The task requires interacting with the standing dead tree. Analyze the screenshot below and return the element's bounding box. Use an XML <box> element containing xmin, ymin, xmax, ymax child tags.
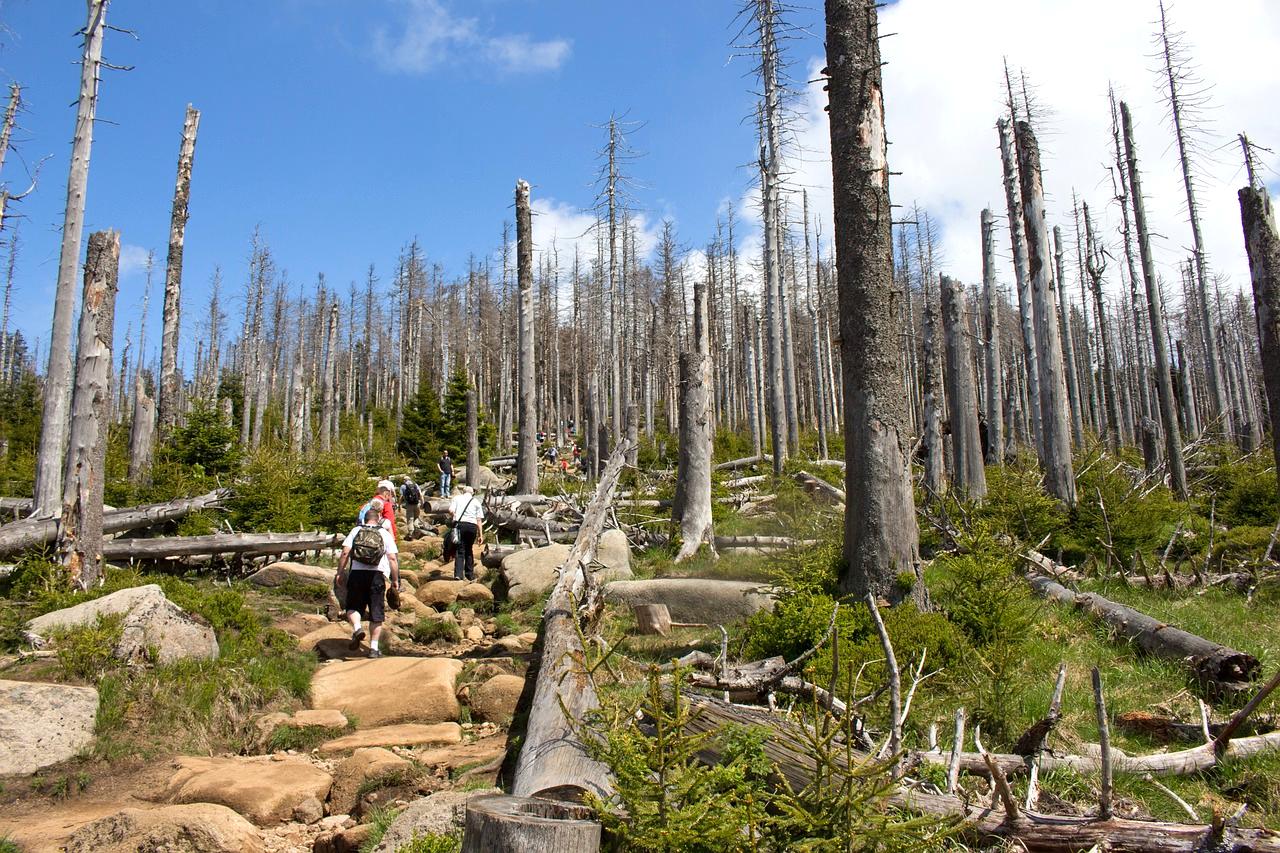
<box><xmin>1015</xmin><ymin>120</ymin><xmax>1076</xmax><ymax>506</ymax></box>
<box><xmin>825</xmin><ymin>0</ymin><xmax>922</xmax><ymax>604</ymax></box>
<box><xmin>998</xmin><ymin>116</ymin><xmax>1042</xmax><ymax>457</ymax></box>
<box><xmin>941</xmin><ymin>275</ymin><xmax>986</xmax><ymax>501</ymax></box>
<box><xmin>1122</xmin><ymin>101</ymin><xmax>1188</xmax><ymax>500</ymax></box>
<box><xmin>1240</xmin><ymin>183</ymin><xmax>1280</xmax><ymax>497</ymax></box>
<box><xmin>981</xmin><ymin>209</ymin><xmax>1004</xmax><ymax>464</ymax></box>
<box><xmin>157</xmin><ymin>103</ymin><xmax>200</xmax><ymax>430</ymax></box>
<box><xmin>58</xmin><ymin>230</ymin><xmax>118</xmax><ymax>589</ymax></box>
<box><xmin>34</xmin><ymin>0</ymin><xmax>109</xmax><ymax>519</ymax></box>
<box><xmin>515</xmin><ymin>179</ymin><xmax>539</xmax><ymax>495</ymax></box>
<box><xmin>675</xmin><ymin>279</ymin><xmax>715</xmax><ymax>562</ymax></box>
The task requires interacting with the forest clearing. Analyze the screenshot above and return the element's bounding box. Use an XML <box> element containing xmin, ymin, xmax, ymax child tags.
<box><xmin>2</xmin><ymin>0</ymin><xmax>1280</xmax><ymax>850</ymax></box>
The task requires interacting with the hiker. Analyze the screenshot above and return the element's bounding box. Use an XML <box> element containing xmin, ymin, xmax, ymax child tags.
<box><xmin>336</xmin><ymin>504</ymin><xmax>400</xmax><ymax>658</ymax></box>
<box><xmin>448</xmin><ymin>485</ymin><xmax>485</xmax><ymax>581</ymax></box>
<box><xmin>357</xmin><ymin>480</ymin><xmax>398</xmax><ymax>540</ymax></box>
<box><xmin>545</xmin><ymin>444</ymin><xmax>559</xmax><ymax>468</ymax></box>
<box><xmin>400</xmin><ymin>477</ymin><xmax>422</xmax><ymax>524</ymax></box>
<box><xmin>438</xmin><ymin>450</ymin><xmax>454</xmax><ymax>498</ymax></box>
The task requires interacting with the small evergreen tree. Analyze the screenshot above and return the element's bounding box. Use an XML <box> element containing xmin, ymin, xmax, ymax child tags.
<box><xmin>440</xmin><ymin>368</ymin><xmax>496</xmax><ymax>458</ymax></box>
<box><xmin>397</xmin><ymin>384</ymin><xmax>442</xmax><ymax>463</ymax></box>
<box><xmin>165</xmin><ymin>399</ymin><xmax>241</xmax><ymax>475</ymax></box>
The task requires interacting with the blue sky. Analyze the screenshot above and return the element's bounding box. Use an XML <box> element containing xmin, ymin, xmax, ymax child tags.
<box><xmin>0</xmin><ymin>0</ymin><xmax>825</xmax><ymax>361</ymax></box>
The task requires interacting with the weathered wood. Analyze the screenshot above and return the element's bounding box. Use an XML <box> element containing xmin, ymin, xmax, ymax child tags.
<box><xmin>793</xmin><ymin>470</ymin><xmax>845</xmax><ymax>505</ymax></box>
<box><xmin>632</xmin><ymin>603</ymin><xmax>671</xmax><ymax>636</ymax></box>
<box><xmin>1240</xmin><ymin>184</ymin><xmax>1280</xmax><ymax>497</ymax></box>
<box><xmin>713</xmin><ymin>535</ymin><xmax>816</xmax><ymax>550</ymax></box>
<box><xmin>511</xmin><ymin>443</ymin><xmax>629</xmax><ymax>800</ymax></box>
<box><xmin>157</xmin><ymin>104</ymin><xmax>200</xmax><ymax>430</ymax></box>
<box><xmin>713</xmin><ymin>454</ymin><xmax>771</xmax><ymax>472</ymax></box>
<box><xmin>981</xmin><ymin>209</ymin><xmax>1004</xmax><ymax>464</ymax></box>
<box><xmin>462</xmin><ymin>795</ymin><xmax>599</xmax><ymax>853</ymax></box>
<box><xmin>59</xmin><ymin>230</ymin><xmax>119</xmax><ymax>588</ymax></box>
<box><xmin>102</xmin><ymin>530</ymin><xmax>339</xmax><ymax>561</ymax></box>
<box><xmin>723</xmin><ymin>474</ymin><xmax>767</xmax><ymax>490</ymax></box>
<box><xmin>1023</xmin><ymin>556</ymin><xmax>1259</xmax><ymax>687</ymax></box>
<box><xmin>674</xmin><ymin>279</ymin><xmax>714</xmax><ymax>562</ymax></box>
<box><xmin>515</xmin><ymin>179</ymin><xmax>538</xmax><ymax>495</ymax></box>
<box><xmin>940</xmin><ymin>274</ymin><xmax>986</xmax><ymax>500</ymax></box>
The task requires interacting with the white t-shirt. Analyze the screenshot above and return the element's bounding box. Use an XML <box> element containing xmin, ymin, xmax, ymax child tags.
<box><xmin>342</xmin><ymin>525</ymin><xmax>399</xmax><ymax>577</ymax></box>
<box><xmin>449</xmin><ymin>493</ymin><xmax>485</xmax><ymax>525</ymax></box>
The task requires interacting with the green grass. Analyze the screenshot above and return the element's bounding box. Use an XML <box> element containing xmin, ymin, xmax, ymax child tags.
<box><xmin>411</xmin><ymin>617</ymin><xmax>462</xmax><ymax>645</ymax></box>
<box><xmin>267</xmin><ymin>722</ymin><xmax>349</xmax><ymax>753</ymax></box>
<box><xmin>393</xmin><ymin>833</ymin><xmax>462</xmax><ymax>853</ymax></box>
<box><xmin>360</xmin><ymin>804</ymin><xmax>403</xmax><ymax>853</ymax></box>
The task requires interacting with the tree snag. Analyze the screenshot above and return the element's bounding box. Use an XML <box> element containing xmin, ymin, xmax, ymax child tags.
<box><xmin>515</xmin><ymin>179</ymin><xmax>539</xmax><ymax>494</ymax></box>
<box><xmin>158</xmin><ymin>103</ymin><xmax>200</xmax><ymax>430</ymax></box>
<box><xmin>1239</xmin><ymin>184</ymin><xmax>1280</xmax><ymax>497</ymax></box>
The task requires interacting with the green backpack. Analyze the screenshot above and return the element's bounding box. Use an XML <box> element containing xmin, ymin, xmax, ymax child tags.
<box><xmin>351</xmin><ymin>525</ymin><xmax>386</xmax><ymax>565</ymax></box>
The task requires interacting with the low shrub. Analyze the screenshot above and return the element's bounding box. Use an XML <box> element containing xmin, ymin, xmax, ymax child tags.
<box><xmin>394</xmin><ymin>834</ymin><xmax>462</xmax><ymax>853</ymax></box>
<box><xmin>411</xmin><ymin>617</ymin><xmax>461</xmax><ymax>645</ymax></box>
<box><xmin>53</xmin><ymin>614</ymin><xmax>125</xmax><ymax>681</ymax></box>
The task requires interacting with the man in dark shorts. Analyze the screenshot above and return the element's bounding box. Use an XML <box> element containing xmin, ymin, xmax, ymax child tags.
<box><xmin>337</xmin><ymin>505</ymin><xmax>400</xmax><ymax>658</ymax></box>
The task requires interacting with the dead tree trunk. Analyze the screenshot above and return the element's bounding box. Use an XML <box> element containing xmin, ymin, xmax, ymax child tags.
<box><xmin>1015</xmin><ymin>120</ymin><xmax>1076</xmax><ymax>506</ymax></box>
<box><xmin>921</xmin><ymin>283</ymin><xmax>946</xmax><ymax>497</ymax></box>
<box><xmin>675</xmin><ymin>280</ymin><xmax>715</xmax><ymax>563</ymax></box>
<box><xmin>515</xmin><ymin>179</ymin><xmax>539</xmax><ymax>494</ymax></box>
<box><xmin>998</xmin><ymin>117</ymin><xmax>1042</xmax><ymax>457</ymax></box>
<box><xmin>825</xmin><ymin>0</ymin><xmax>922</xmax><ymax>605</ymax></box>
<box><xmin>1084</xmin><ymin>202</ymin><xmax>1122</xmax><ymax>452</ymax></box>
<box><xmin>128</xmin><ymin>378</ymin><xmax>155</xmax><ymax>484</ymax></box>
<box><xmin>157</xmin><ymin>104</ymin><xmax>200</xmax><ymax>430</ymax></box>
<box><xmin>1054</xmin><ymin>226</ymin><xmax>1085</xmax><ymax>447</ymax></box>
<box><xmin>981</xmin><ymin>209</ymin><xmax>1004</xmax><ymax>464</ymax></box>
<box><xmin>34</xmin><ymin>0</ymin><xmax>108</xmax><ymax>519</ymax></box>
<box><xmin>1122</xmin><ymin>102</ymin><xmax>1188</xmax><ymax>500</ymax></box>
<box><xmin>1240</xmin><ymin>184</ymin><xmax>1280</xmax><ymax>497</ymax></box>
<box><xmin>941</xmin><ymin>275</ymin><xmax>986</xmax><ymax>501</ymax></box>
<box><xmin>466</xmin><ymin>378</ymin><xmax>480</xmax><ymax>488</ymax></box>
<box><xmin>319</xmin><ymin>301</ymin><xmax>338</xmax><ymax>452</ymax></box>
<box><xmin>58</xmin><ymin>230</ymin><xmax>118</xmax><ymax>589</ymax></box>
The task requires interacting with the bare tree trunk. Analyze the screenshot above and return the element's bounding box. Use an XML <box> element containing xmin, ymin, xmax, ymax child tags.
<box><xmin>1122</xmin><ymin>102</ymin><xmax>1187</xmax><ymax>499</ymax></box>
<box><xmin>675</xmin><ymin>280</ymin><xmax>715</xmax><ymax>562</ymax></box>
<box><xmin>1083</xmin><ymin>203</ymin><xmax>1122</xmax><ymax>451</ymax></box>
<box><xmin>289</xmin><ymin>342</ymin><xmax>305</xmax><ymax>454</ymax></box>
<box><xmin>981</xmin><ymin>209</ymin><xmax>1004</xmax><ymax>463</ymax></box>
<box><xmin>1016</xmin><ymin>121</ymin><xmax>1076</xmax><ymax>506</ymax></box>
<box><xmin>58</xmin><ymin>230</ymin><xmax>118</xmax><ymax>589</ymax></box>
<box><xmin>921</xmin><ymin>283</ymin><xmax>945</xmax><ymax>497</ymax></box>
<box><xmin>825</xmin><ymin>0</ymin><xmax>922</xmax><ymax>605</ymax></box>
<box><xmin>998</xmin><ymin>117</ymin><xmax>1042</xmax><ymax>458</ymax></box>
<box><xmin>1053</xmin><ymin>227</ymin><xmax>1085</xmax><ymax>446</ymax></box>
<box><xmin>625</xmin><ymin>402</ymin><xmax>639</xmax><ymax>467</ymax></box>
<box><xmin>515</xmin><ymin>179</ymin><xmax>539</xmax><ymax>494</ymax></box>
<box><xmin>319</xmin><ymin>301</ymin><xmax>338</xmax><ymax>452</ymax></box>
<box><xmin>34</xmin><ymin>0</ymin><xmax>108</xmax><ymax>519</ymax></box>
<box><xmin>466</xmin><ymin>377</ymin><xmax>480</xmax><ymax>487</ymax></box>
<box><xmin>1240</xmin><ymin>184</ymin><xmax>1280</xmax><ymax>496</ymax></box>
<box><xmin>158</xmin><ymin>104</ymin><xmax>200</xmax><ymax>430</ymax></box>
<box><xmin>941</xmin><ymin>275</ymin><xmax>986</xmax><ymax>501</ymax></box>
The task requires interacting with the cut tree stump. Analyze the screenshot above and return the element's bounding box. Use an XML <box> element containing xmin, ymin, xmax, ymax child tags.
<box><xmin>462</xmin><ymin>795</ymin><xmax>599</xmax><ymax>853</ymax></box>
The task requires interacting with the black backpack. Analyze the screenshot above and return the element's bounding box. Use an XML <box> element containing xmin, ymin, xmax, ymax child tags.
<box><xmin>403</xmin><ymin>482</ymin><xmax>421</xmax><ymax>505</ymax></box>
<box><xmin>351</xmin><ymin>525</ymin><xmax>386</xmax><ymax>565</ymax></box>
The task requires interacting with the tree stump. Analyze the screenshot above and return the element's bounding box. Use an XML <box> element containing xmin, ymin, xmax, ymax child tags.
<box><xmin>633</xmin><ymin>603</ymin><xmax>671</xmax><ymax>636</ymax></box>
<box><xmin>462</xmin><ymin>795</ymin><xmax>600</xmax><ymax>853</ymax></box>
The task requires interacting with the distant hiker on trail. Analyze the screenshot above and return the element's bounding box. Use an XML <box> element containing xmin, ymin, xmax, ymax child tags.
<box><xmin>448</xmin><ymin>485</ymin><xmax>485</xmax><ymax>582</ymax></box>
<box><xmin>545</xmin><ymin>444</ymin><xmax>559</xmax><ymax>468</ymax></box>
<box><xmin>337</xmin><ymin>505</ymin><xmax>400</xmax><ymax>659</ymax></box>
<box><xmin>438</xmin><ymin>451</ymin><xmax>454</xmax><ymax>498</ymax></box>
<box><xmin>358</xmin><ymin>480</ymin><xmax>398</xmax><ymax>540</ymax></box>
<box><xmin>400</xmin><ymin>477</ymin><xmax>422</xmax><ymax>524</ymax></box>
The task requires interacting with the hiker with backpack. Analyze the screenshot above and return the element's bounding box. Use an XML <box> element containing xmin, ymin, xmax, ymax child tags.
<box><xmin>400</xmin><ymin>477</ymin><xmax>422</xmax><ymax>525</ymax></box>
<box><xmin>448</xmin><ymin>485</ymin><xmax>485</xmax><ymax>581</ymax></box>
<box><xmin>357</xmin><ymin>480</ymin><xmax>398</xmax><ymax>540</ymax></box>
<box><xmin>337</xmin><ymin>504</ymin><xmax>401</xmax><ymax>658</ymax></box>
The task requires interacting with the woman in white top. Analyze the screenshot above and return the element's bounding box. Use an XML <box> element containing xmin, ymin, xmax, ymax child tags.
<box><xmin>448</xmin><ymin>486</ymin><xmax>485</xmax><ymax>581</ymax></box>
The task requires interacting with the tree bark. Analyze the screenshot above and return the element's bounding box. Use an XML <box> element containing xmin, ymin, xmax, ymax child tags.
<box><xmin>1122</xmin><ymin>102</ymin><xmax>1188</xmax><ymax>499</ymax></box>
<box><xmin>921</xmin><ymin>283</ymin><xmax>946</xmax><ymax>496</ymax></box>
<box><xmin>58</xmin><ymin>230</ymin><xmax>118</xmax><ymax>589</ymax></box>
<box><xmin>674</xmin><ymin>280</ymin><xmax>714</xmax><ymax>563</ymax></box>
<box><xmin>102</xmin><ymin>530</ymin><xmax>340</xmax><ymax>561</ymax></box>
<box><xmin>515</xmin><ymin>179</ymin><xmax>539</xmax><ymax>494</ymax></box>
<box><xmin>981</xmin><ymin>209</ymin><xmax>1004</xmax><ymax>464</ymax></box>
<box><xmin>466</xmin><ymin>377</ymin><xmax>480</xmax><ymax>488</ymax></box>
<box><xmin>825</xmin><ymin>0</ymin><xmax>922</xmax><ymax>604</ymax></box>
<box><xmin>941</xmin><ymin>275</ymin><xmax>986</xmax><ymax>501</ymax></box>
<box><xmin>157</xmin><ymin>104</ymin><xmax>200</xmax><ymax>430</ymax></box>
<box><xmin>128</xmin><ymin>378</ymin><xmax>155</xmax><ymax>484</ymax></box>
<box><xmin>998</xmin><ymin>117</ymin><xmax>1042</xmax><ymax>458</ymax></box>
<box><xmin>1054</xmin><ymin>226</ymin><xmax>1085</xmax><ymax>446</ymax></box>
<box><xmin>1240</xmin><ymin>184</ymin><xmax>1280</xmax><ymax>497</ymax></box>
<box><xmin>1016</xmin><ymin>120</ymin><xmax>1076</xmax><ymax>506</ymax></box>
<box><xmin>34</xmin><ymin>0</ymin><xmax>109</xmax><ymax>519</ymax></box>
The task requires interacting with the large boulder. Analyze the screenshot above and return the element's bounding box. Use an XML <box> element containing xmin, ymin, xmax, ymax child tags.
<box><xmin>246</xmin><ymin>561</ymin><xmax>335</xmax><ymax>588</ymax></box>
<box><xmin>310</xmin><ymin>657</ymin><xmax>462</xmax><ymax>727</ymax></box>
<box><xmin>459</xmin><ymin>464</ymin><xmax>509</xmax><ymax>490</ymax></box>
<box><xmin>456</xmin><ymin>582</ymin><xmax>494</xmax><ymax>606</ymax></box>
<box><xmin>64</xmin><ymin>804</ymin><xmax>263</xmax><ymax>853</ymax></box>
<box><xmin>501</xmin><ymin>529</ymin><xmax>632</xmax><ymax>600</ymax></box>
<box><xmin>328</xmin><ymin>747</ymin><xmax>412</xmax><ymax>816</ymax></box>
<box><xmin>161</xmin><ymin>755</ymin><xmax>333</xmax><ymax>827</ymax></box>
<box><xmin>24</xmin><ymin>584</ymin><xmax>218</xmax><ymax>665</ymax></box>
<box><xmin>467</xmin><ymin>674</ymin><xmax>524</xmax><ymax>723</ymax></box>
<box><xmin>0</xmin><ymin>679</ymin><xmax>98</xmax><ymax>775</ymax></box>
<box><xmin>603</xmin><ymin>578</ymin><xmax>775</xmax><ymax>624</ymax></box>
<box><xmin>319</xmin><ymin>722</ymin><xmax>461</xmax><ymax>753</ymax></box>
<box><xmin>371</xmin><ymin>788</ymin><xmax>502</xmax><ymax>853</ymax></box>
<box><xmin>417</xmin><ymin>579</ymin><xmax>466</xmax><ymax>608</ymax></box>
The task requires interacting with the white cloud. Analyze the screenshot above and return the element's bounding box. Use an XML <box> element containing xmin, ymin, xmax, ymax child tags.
<box><xmin>742</xmin><ymin>0</ymin><xmax>1280</xmax><ymax>309</ymax></box>
<box><xmin>374</xmin><ymin>0</ymin><xmax>570</xmax><ymax>74</ymax></box>
<box><xmin>528</xmin><ymin>194</ymin><xmax>661</xmax><ymax>277</ymax></box>
<box><xmin>117</xmin><ymin>244</ymin><xmax>153</xmax><ymax>280</ymax></box>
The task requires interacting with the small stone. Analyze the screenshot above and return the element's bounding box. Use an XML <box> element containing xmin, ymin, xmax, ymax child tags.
<box><xmin>465</xmin><ymin>625</ymin><xmax>484</xmax><ymax>642</ymax></box>
<box><xmin>293</xmin><ymin>795</ymin><xmax>325</xmax><ymax>824</ymax></box>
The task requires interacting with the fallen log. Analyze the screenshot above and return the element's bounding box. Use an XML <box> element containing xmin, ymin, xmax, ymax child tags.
<box><xmin>0</xmin><ymin>497</ymin><xmax>32</xmax><ymax>516</ymax></box>
<box><xmin>1022</xmin><ymin>556</ymin><xmax>1260</xmax><ymax>688</ymax></box>
<box><xmin>793</xmin><ymin>470</ymin><xmax>846</xmax><ymax>505</ymax></box>
<box><xmin>681</xmin><ymin>693</ymin><xmax>1280</xmax><ymax>853</ymax></box>
<box><xmin>811</xmin><ymin>458</ymin><xmax>847</xmax><ymax>469</ymax></box>
<box><xmin>713</xmin><ymin>454</ymin><xmax>772</xmax><ymax>472</ymax></box>
<box><xmin>713</xmin><ymin>535</ymin><xmax>818</xmax><ymax>551</ymax></box>
<box><xmin>0</xmin><ymin>489</ymin><xmax>231</xmax><ymax>558</ymax></box>
<box><xmin>509</xmin><ymin>442</ymin><xmax>630</xmax><ymax>801</ymax></box>
<box><xmin>103</xmin><ymin>530</ymin><xmax>340</xmax><ymax>561</ymax></box>
<box><xmin>487</xmin><ymin>508</ymin><xmax>577</xmax><ymax>536</ymax></box>
<box><xmin>723</xmin><ymin>474</ymin><xmax>768</xmax><ymax>489</ymax></box>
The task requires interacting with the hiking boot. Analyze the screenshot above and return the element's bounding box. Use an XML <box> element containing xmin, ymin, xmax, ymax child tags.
<box><xmin>367</xmin><ymin>648</ymin><xmax>382</xmax><ymax>659</ymax></box>
<box><xmin>349</xmin><ymin>628</ymin><xmax>365</xmax><ymax>650</ymax></box>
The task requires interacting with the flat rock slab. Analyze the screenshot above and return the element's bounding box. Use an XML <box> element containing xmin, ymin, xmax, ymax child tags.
<box><xmin>603</xmin><ymin>578</ymin><xmax>775</xmax><ymax>624</ymax></box>
<box><xmin>501</xmin><ymin>528</ymin><xmax>633</xmax><ymax>600</ymax></box>
<box><xmin>162</xmin><ymin>755</ymin><xmax>333</xmax><ymax>827</ymax></box>
<box><xmin>320</xmin><ymin>722</ymin><xmax>462</xmax><ymax>753</ymax></box>
<box><xmin>371</xmin><ymin>787</ymin><xmax>501</xmax><ymax>853</ymax></box>
<box><xmin>310</xmin><ymin>657</ymin><xmax>462</xmax><ymax>727</ymax></box>
<box><xmin>0</xmin><ymin>679</ymin><xmax>99</xmax><ymax>776</ymax></box>
<box><xmin>24</xmin><ymin>584</ymin><xmax>162</xmax><ymax>640</ymax></box>
<box><xmin>247</xmin><ymin>561</ymin><xmax>336</xmax><ymax>588</ymax></box>
<box><xmin>65</xmin><ymin>803</ymin><xmax>263</xmax><ymax>853</ymax></box>
<box><xmin>415</xmin><ymin>734</ymin><xmax>507</xmax><ymax>772</ymax></box>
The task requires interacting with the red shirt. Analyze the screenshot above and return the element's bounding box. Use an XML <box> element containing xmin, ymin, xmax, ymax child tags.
<box><xmin>363</xmin><ymin>494</ymin><xmax>398</xmax><ymax>540</ymax></box>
